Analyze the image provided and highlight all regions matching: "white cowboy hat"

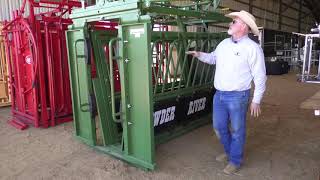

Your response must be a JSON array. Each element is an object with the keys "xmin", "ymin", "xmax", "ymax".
[{"xmin": 225, "ymin": 10, "xmax": 259, "ymax": 36}]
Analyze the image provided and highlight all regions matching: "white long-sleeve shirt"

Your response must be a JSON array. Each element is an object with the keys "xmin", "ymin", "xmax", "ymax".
[{"xmin": 198, "ymin": 35, "xmax": 267, "ymax": 104}]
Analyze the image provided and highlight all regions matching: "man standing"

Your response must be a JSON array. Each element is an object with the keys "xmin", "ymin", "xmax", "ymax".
[{"xmin": 187, "ymin": 10, "xmax": 267, "ymax": 174}]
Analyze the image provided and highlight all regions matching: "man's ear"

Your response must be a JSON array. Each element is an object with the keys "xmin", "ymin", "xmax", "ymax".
[
  {"xmin": 242, "ymin": 24, "xmax": 249, "ymax": 32},
  {"xmin": 240, "ymin": 24, "xmax": 246, "ymax": 31}
]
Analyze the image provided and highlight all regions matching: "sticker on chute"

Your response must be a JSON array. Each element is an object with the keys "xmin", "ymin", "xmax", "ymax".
[{"xmin": 130, "ymin": 28, "xmax": 144, "ymax": 38}]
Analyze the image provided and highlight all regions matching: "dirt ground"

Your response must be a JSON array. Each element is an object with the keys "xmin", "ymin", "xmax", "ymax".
[{"xmin": 1, "ymin": 71, "xmax": 320, "ymax": 180}]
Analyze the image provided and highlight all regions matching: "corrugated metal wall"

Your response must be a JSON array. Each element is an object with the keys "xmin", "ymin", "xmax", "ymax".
[
  {"xmin": 0, "ymin": 0, "xmax": 23, "ymax": 21},
  {"xmin": 0, "ymin": 0, "xmax": 69, "ymax": 22},
  {"xmin": 219, "ymin": 0, "xmax": 314, "ymax": 33},
  {"xmin": 0, "ymin": 0, "xmax": 316, "ymax": 33}
]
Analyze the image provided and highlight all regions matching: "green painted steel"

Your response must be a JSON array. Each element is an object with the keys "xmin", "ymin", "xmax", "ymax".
[
  {"xmin": 120, "ymin": 22, "xmax": 155, "ymax": 168},
  {"xmin": 66, "ymin": 0, "xmax": 229, "ymax": 170},
  {"xmin": 90, "ymin": 30, "xmax": 119, "ymax": 146},
  {"xmin": 66, "ymin": 28, "xmax": 97, "ymax": 146}
]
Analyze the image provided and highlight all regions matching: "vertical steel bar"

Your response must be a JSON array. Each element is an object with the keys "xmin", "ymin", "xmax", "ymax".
[
  {"xmin": 170, "ymin": 41, "xmax": 183, "ymax": 91},
  {"xmin": 4, "ymin": 33, "xmax": 15, "ymax": 112},
  {"xmin": 198, "ymin": 39, "xmax": 209, "ymax": 85},
  {"xmin": 161, "ymin": 41, "xmax": 176, "ymax": 93},
  {"xmin": 177, "ymin": 40, "xmax": 192, "ymax": 89},
  {"xmin": 56, "ymin": 23, "xmax": 66, "ymax": 112},
  {"xmin": 186, "ymin": 39, "xmax": 199, "ymax": 88},
  {"xmin": 155, "ymin": 41, "xmax": 165, "ymax": 92},
  {"xmin": 192, "ymin": 39, "xmax": 206, "ymax": 86},
  {"xmin": 108, "ymin": 37, "xmax": 122, "ymax": 123},
  {"xmin": 302, "ymin": 37, "xmax": 308, "ymax": 81},
  {"xmin": 35, "ymin": 20, "xmax": 49, "ymax": 128},
  {"xmin": 151, "ymin": 40, "xmax": 161, "ymax": 94},
  {"xmin": 204, "ymin": 40, "xmax": 212, "ymax": 83},
  {"xmin": 160, "ymin": 41, "xmax": 168, "ymax": 83},
  {"xmin": 307, "ymin": 36, "xmax": 313, "ymax": 80},
  {"xmin": 45, "ymin": 22, "xmax": 56, "ymax": 127}
]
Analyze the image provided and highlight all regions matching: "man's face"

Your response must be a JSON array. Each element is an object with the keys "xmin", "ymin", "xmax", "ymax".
[{"xmin": 227, "ymin": 17, "xmax": 246, "ymax": 35}]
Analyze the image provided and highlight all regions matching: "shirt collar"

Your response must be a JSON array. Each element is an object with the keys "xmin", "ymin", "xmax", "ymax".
[{"xmin": 231, "ymin": 35, "xmax": 248, "ymax": 44}]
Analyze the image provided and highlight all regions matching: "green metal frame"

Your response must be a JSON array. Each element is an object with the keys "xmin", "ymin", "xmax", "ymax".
[
  {"xmin": 67, "ymin": 28, "xmax": 97, "ymax": 146},
  {"xmin": 66, "ymin": 0, "xmax": 229, "ymax": 170}
]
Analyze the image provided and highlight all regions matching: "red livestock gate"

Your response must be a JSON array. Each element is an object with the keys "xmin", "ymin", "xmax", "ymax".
[{"xmin": 2, "ymin": 0, "xmax": 81, "ymax": 130}]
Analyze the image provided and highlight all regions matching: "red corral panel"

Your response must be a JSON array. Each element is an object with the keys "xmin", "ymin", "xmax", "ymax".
[{"xmin": 2, "ymin": 0, "xmax": 81, "ymax": 129}]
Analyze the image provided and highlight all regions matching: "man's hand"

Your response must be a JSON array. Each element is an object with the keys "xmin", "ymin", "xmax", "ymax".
[
  {"xmin": 185, "ymin": 51, "xmax": 200, "ymax": 57},
  {"xmin": 250, "ymin": 102, "xmax": 261, "ymax": 117}
]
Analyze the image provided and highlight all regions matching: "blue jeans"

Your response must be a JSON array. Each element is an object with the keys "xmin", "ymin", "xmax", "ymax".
[{"xmin": 213, "ymin": 89, "xmax": 250, "ymax": 167}]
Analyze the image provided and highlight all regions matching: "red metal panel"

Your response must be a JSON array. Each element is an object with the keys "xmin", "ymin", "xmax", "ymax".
[{"xmin": 2, "ymin": 0, "xmax": 79, "ymax": 129}]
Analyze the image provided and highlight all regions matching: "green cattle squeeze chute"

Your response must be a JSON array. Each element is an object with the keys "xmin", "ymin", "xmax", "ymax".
[{"xmin": 66, "ymin": 0, "xmax": 230, "ymax": 170}]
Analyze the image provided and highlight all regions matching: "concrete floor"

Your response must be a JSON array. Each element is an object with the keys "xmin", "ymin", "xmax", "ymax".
[{"xmin": 1, "ymin": 72, "xmax": 320, "ymax": 180}]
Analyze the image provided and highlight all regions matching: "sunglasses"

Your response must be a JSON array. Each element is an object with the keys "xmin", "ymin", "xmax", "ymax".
[
  {"xmin": 232, "ymin": 20, "xmax": 240, "ymax": 24},
  {"xmin": 230, "ymin": 19, "xmax": 251, "ymax": 31}
]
